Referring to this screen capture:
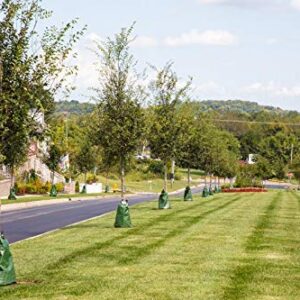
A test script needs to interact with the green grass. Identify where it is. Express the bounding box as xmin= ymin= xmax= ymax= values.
xmin=1 ymin=193 xmax=109 ymax=205
xmin=98 ymin=175 xmax=193 ymax=193
xmin=3 ymin=191 xmax=299 ymax=299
